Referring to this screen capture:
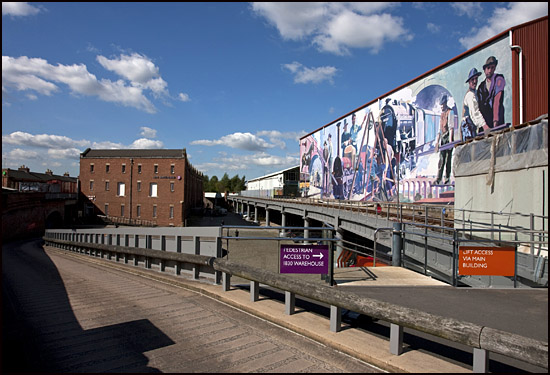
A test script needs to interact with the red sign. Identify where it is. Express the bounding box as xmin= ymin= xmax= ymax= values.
xmin=458 ymin=246 xmax=515 ymax=276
